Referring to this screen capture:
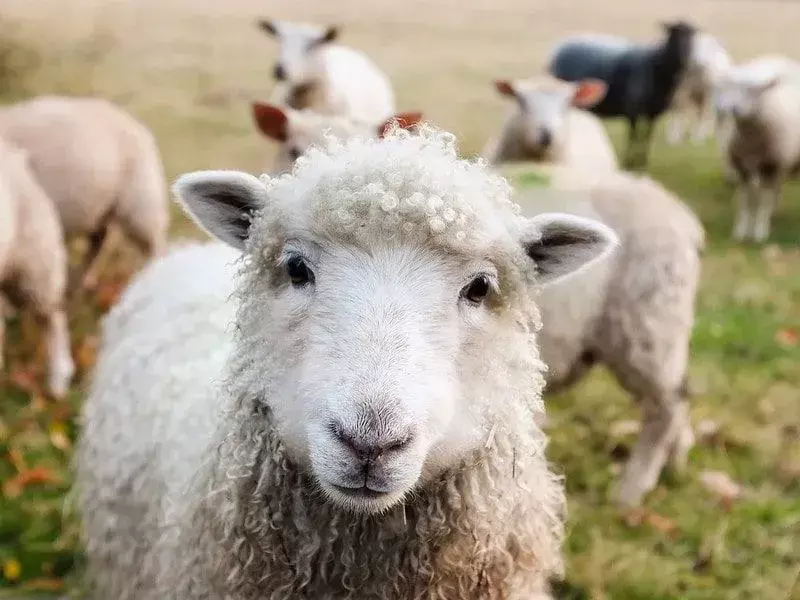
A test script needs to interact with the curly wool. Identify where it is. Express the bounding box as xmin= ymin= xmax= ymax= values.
xmin=78 ymin=126 xmax=566 ymax=599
